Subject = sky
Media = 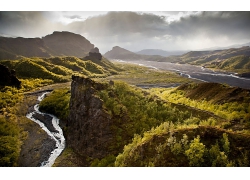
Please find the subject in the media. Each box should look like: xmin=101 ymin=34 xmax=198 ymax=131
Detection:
xmin=1 ymin=1 xmax=250 ymax=54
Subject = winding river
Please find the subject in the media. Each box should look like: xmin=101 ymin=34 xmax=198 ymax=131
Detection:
xmin=113 ymin=60 xmax=250 ymax=89
xmin=26 ymin=92 xmax=65 ymax=167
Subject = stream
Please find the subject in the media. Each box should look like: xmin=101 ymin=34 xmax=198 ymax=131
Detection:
xmin=26 ymin=91 xmax=65 ymax=167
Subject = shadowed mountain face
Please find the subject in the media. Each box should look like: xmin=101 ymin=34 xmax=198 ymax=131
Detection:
xmin=0 ymin=31 xmax=95 ymax=60
xmin=0 ymin=37 xmax=51 ymax=60
xmin=42 ymin=31 xmax=94 ymax=57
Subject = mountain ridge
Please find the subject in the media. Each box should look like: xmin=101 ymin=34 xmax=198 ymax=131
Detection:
xmin=104 ymin=46 xmax=173 ymax=62
xmin=0 ymin=31 xmax=95 ymax=60
xmin=136 ymin=49 xmax=187 ymax=57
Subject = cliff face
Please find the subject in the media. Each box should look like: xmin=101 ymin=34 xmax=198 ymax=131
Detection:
xmin=67 ymin=76 xmax=113 ymax=159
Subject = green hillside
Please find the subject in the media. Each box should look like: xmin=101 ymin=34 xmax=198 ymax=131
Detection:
xmin=39 ymin=77 xmax=250 ymax=167
xmin=208 ymin=55 xmax=250 ymax=73
xmin=163 ymin=46 xmax=250 ymax=73
xmin=115 ymin=124 xmax=250 ymax=167
xmin=0 ymin=56 xmax=118 ymax=84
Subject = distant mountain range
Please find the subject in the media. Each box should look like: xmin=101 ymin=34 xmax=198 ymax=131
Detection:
xmin=0 ymin=31 xmax=95 ymax=60
xmin=136 ymin=49 xmax=187 ymax=57
xmin=104 ymin=45 xmax=250 ymax=75
xmin=195 ymin=42 xmax=250 ymax=51
xmin=104 ymin=46 xmax=172 ymax=62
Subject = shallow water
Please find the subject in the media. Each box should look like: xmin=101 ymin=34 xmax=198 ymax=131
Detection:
xmin=26 ymin=92 xmax=65 ymax=167
xmin=113 ymin=60 xmax=250 ymax=89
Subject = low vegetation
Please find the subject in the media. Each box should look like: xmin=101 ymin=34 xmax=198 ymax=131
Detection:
xmin=115 ymin=123 xmax=250 ymax=167
xmin=149 ymin=83 xmax=250 ymax=131
xmin=1 ymin=56 xmax=119 ymax=84
xmin=1 ymin=54 xmax=250 ymax=167
xmin=0 ymin=117 xmax=20 ymax=166
xmin=39 ymin=88 xmax=70 ymax=121
xmin=0 ymin=78 xmax=59 ymax=166
xmin=88 ymin=81 xmax=235 ymax=166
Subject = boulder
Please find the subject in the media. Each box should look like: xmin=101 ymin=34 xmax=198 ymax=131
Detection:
xmin=0 ymin=64 xmax=21 ymax=88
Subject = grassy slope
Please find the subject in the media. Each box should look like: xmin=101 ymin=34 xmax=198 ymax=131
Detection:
xmin=51 ymin=63 xmax=250 ymax=167
xmin=115 ymin=124 xmax=250 ymax=167
xmin=50 ymin=79 xmax=244 ymax=167
xmin=163 ymin=47 xmax=250 ymax=73
xmin=113 ymin=81 xmax=250 ymax=166
xmin=0 ymin=56 xmax=118 ymax=84
xmin=0 ymin=56 xmax=118 ymax=166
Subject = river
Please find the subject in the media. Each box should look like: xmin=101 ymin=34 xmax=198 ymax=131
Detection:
xmin=26 ymin=91 xmax=65 ymax=167
xmin=112 ymin=59 xmax=250 ymax=89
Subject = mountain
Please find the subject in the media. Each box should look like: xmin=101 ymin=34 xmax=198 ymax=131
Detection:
xmin=165 ymin=46 xmax=250 ymax=73
xmin=104 ymin=46 xmax=174 ymax=62
xmin=195 ymin=42 xmax=250 ymax=51
xmin=0 ymin=37 xmax=51 ymax=60
xmin=136 ymin=49 xmax=187 ymax=57
xmin=0 ymin=31 xmax=95 ymax=60
xmin=42 ymin=31 xmax=94 ymax=57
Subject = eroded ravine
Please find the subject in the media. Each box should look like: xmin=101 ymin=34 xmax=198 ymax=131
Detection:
xmin=26 ymin=91 xmax=65 ymax=167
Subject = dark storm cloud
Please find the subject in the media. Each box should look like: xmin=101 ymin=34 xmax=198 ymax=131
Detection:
xmin=66 ymin=11 xmax=250 ymax=40
xmin=0 ymin=11 xmax=64 ymax=37
xmin=66 ymin=11 xmax=169 ymax=37
xmin=168 ymin=11 xmax=250 ymax=40
xmin=64 ymin=11 xmax=250 ymax=52
xmin=0 ymin=11 xmax=250 ymax=52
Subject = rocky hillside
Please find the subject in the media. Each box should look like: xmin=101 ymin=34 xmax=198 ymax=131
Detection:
xmin=0 ymin=31 xmax=95 ymax=60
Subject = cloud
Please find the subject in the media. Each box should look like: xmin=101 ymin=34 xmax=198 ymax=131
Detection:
xmin=0 ymin=11 xmax=64 ymax=37
xmin=0 ymin=11 xmax=250 ymax=53
xmin=168 ymin=11 xmax=250 ymax=40
xmin=64 ymin=11 xmax=250 ymax=52
xmin=66 ymin=11 xmax=169 ymax=37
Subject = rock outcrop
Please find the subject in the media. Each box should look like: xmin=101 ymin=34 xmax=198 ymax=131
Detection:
xmin=83 ymin=47 xmax=102 ymax=61
xmin=67 ymin=75 xmax=113 ymax=159
xmin=0 ymin=64 xmax=21 ymax=88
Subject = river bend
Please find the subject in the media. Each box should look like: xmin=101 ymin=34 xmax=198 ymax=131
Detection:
xmin=26 ymin=92 xmax=65 ymax=167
